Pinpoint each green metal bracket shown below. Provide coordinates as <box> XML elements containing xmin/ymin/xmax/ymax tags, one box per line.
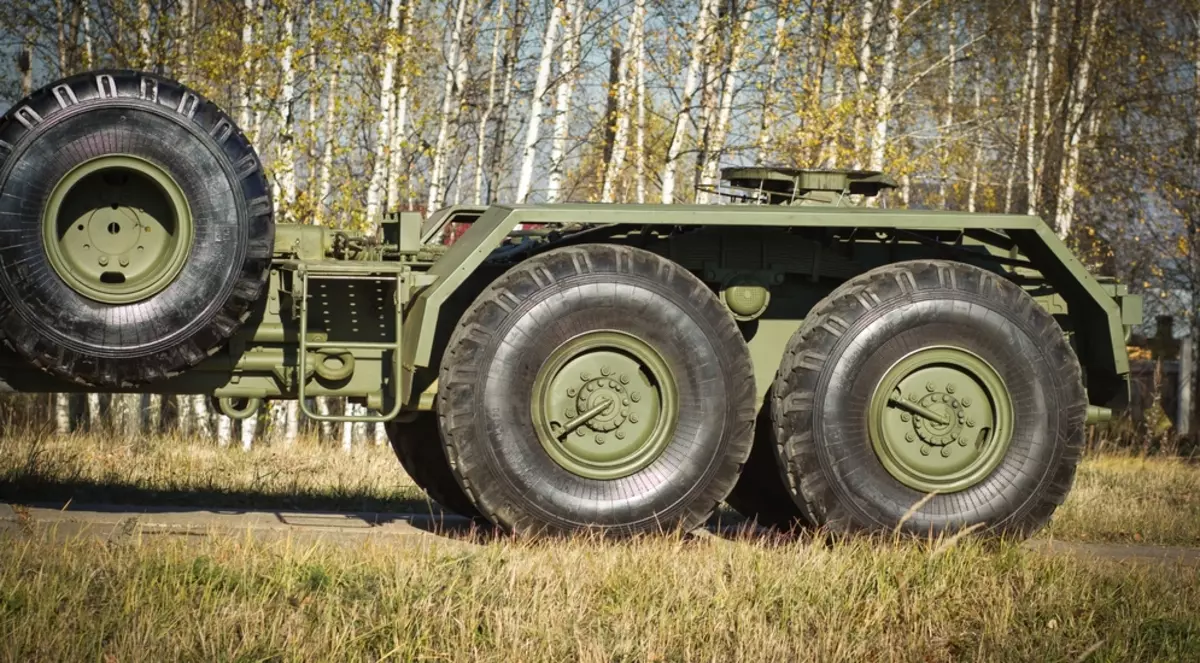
<box><xmin>294</xmin><ymin>261</ymin><xmax>407</xmax><ymax>423</ymax></box>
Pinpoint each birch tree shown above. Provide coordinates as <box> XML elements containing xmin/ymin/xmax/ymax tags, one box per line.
<box><xmin>515</xmin><ymin>0</ymin><xmax>564</xmax><ymax>203</ymax></box>
<box><xmin>696</xmin><ymin>0</ymin><xmax>757</xmax><ymax>203</ymax></box>
<box><xmin>1023</xmin><ymin>0</ymin><xmax>1041</xmax><ymax>216</ymax></box>
<box><xmin>387</xmin><ymin>0</ymin><xmax>415</xmax><ymax>211</ymax></box>
<box><xmin>367</xmin><ymin>0</ymin><xmax>406</xmax><ymax>222</ymax></box>
<box><xmin>428</xmin><ymin>0</ymin><xmax>470</xmax><ymax>212</ymax></box>
<box><xmin>475</xmin><ymin>0</ymin><xmax>506</xmax><ymax>204</ymax></box>
<box><xmin>547</xmin><ymin>0</ymin><xmax>583</xmax><ymax>203</ymax></box>
<box><xmin>1054</xmin><ymin>0</ymin><xmax>1104</xmax><ymax>238</ymax></box>
<box><xmin>868</xmin><ymin>0</ymin><xmax>900</xmax><ymax>176</ymax></box>
<box><xmin>661</xmin><ymin>0</ymin><xmax>717</xmax><ymax>204</ymax></box>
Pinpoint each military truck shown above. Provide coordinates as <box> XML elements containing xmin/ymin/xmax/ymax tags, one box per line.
<box><xmin>0</xmin><ymin>70</ymin><xmax>1141</xmax><ymax>537</ymax></box>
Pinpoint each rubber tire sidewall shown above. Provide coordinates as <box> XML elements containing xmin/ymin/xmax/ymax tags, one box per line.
<box><xmin>0</xmin><ymin>71</ymin><xmax>272</xmax><ymax>385</ymax></box>
<box><xmin>776</xmin><ymin>261</ymin><xmax>1086</xmax><ymax>537</ymax></box>
<box><xmin>438</xmin><ymin>244</ymin><xmax>755</xmax><ymax>535</ymax></box>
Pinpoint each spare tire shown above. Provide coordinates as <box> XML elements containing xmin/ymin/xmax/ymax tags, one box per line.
<box><xmin>0</xmin><ymin>70</ymin><xmax>273</xmax><ymax>386</ymax></box>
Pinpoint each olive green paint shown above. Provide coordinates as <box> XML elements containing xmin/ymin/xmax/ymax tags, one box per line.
<box><xmin>42</xmin><ymin>155</ymin><xmax>194</xmax><ymax>303</ymax></box>
<box><xmin>867</xmin><ymin>347</ymin><xmax>1014</xmax><ymax>493</ymax></box>
<box><xmin>531</xmin><ymin>331</ymin><xmax>678</xmax><ymax>480</ymax></box>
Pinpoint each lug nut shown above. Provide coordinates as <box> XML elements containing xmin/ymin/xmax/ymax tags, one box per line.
<box><xmin>900</xmin><ymin>413</ymin><xmax>910</xmax><ymax>422</ymax></box>
<box><xmin>567</xmin><ymin>388</ymin><xmax>577</xmax><ymax>397</ymax></box>
<box><xmin>581</xmin><ymin>372</ymin><xmax>591</xmax><ymax>380</ymax></box>
<box><xmin>118</xmin><ymin>257</ymin><xmax>129</xmax><ymax>267</ymax></box>
<box><xmin>920</xmin><ymin>446</ymin><xmax>931</xmax><ymax>456</ymax></box>
<box><xmin>98</xmin><ymin>256</ymin><xmax>109</xmax><ymax>266</ymax></box>
<box><xmin>946</xmin><ymin>384</ymin><xmax>956</xmax><ymax>394</ymax></box>
<box><xmin>966</xmin><ymin>417</ymin><xmax>976</xmax><ymax>427</ymax></box>
<box><xmin>905</xmin><ymin>433</ymin><xmax>915</xmax><ymax>442</ymax></box>
<box><xmin>926</xmin><ymin>382</ymin><xmax>935</xmax><ymax>392</ymax></box>
<box><xmin>601</xmin><ymin>366</ymin><xmax>611</xmax><ymax>376</ymax></box>
<box><xmin>595</xmin><ymin>435</ymin><xmax>605</xmax><ymax>445</ymax></box>
<box><xmin>630</xmin><ymin>392</ymin><xmax>641</xmax><ymax>402</ymax></box>
<box><xmin>615</xmin><ymin>431</ymin><xmax>625</xmax><ymax>440</ymax></box>
<box><xmin>629</xmin><ymin>414</ymin><xmax>639</xmax><ymax>423</ymax></box>
<box><xmin>566</xmin><ymin>410</ymin><xmax>576</xmax><ymax>418</ymax></box>
<box><xmin>962</xmin><ymin>398</ymin><xmax>972</xmax><ymax>407</ymax></box>
<box><xmin>619</xmin><ymin>374</ymin><xmax>630</xmax><ymax>384</ymax></box>
<box><xmin>941</xmin><ymin>447</ymin><xmax>952</xmax><ymax>458</ymax></box>
<box><xmin>576</xmin><ymin>429</ymin><xmax>586</xmax><ymax>436</ymax></box>
<box><xmin>958</xmin><ymin>437</ymin><xmax>968</xmax><ymax>447</ymax></box>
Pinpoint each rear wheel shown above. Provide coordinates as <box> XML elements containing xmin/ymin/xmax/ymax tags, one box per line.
<box><xmin>386</xmin><ymin>413</ymin><xmax>481</xmax><ymax>519</ymax></box>
<box><xmin>772</xmin><ymin>260</ymin><xmax>1087</xmax><ymax>538</ymax></box>
<box><xmin>0</xmin><ymin>70</ymin><xmax>272</xmax><ymax>386</ymax></box>
<box><xmin>437</xmin><ymin>244</ymin><xmax>756</xmax><ymax>535</ymax></box>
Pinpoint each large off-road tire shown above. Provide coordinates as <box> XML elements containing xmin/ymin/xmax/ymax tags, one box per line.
<box><xmin>0</xmin><ymin>70</ymin><xmax>273</xmax><ymax>386</ymax></box>
<box><xmin>724</xmin><ymin>397</ymin><xmax>812</xmax><ymax>530</ymax></box>
<box><xmin>437</xmin><ymin>244</ymin><xmax>756</xmax><ymax>535</ymax></box>
<box><xmin>386</xmin><ymin>413</ymin><xmax>481</xmax><ymax>519</ymax></box>
<box><xmin>773</xmin><ymin>260</ymin><xmax>1087</xmax><ymax>538</ymax></box>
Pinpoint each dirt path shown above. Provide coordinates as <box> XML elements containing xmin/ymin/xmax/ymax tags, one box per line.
<box><xmin>4</xmin><ymin>502</ymin><xmax>1199</xmax><ymax>564</ymax></box>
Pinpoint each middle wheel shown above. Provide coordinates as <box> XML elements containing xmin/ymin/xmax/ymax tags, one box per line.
<box><xmin>437</xmin><ymin>244</ymin><xmax>756</xmax><ymax>535</ymax></box>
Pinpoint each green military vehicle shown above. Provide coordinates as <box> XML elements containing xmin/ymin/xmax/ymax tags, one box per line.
<box><xmin>0</xmin><ymin>71</ymin><xmax>1141</xmax><ymax>537</ymax></box>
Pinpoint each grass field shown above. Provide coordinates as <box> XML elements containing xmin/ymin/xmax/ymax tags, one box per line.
<box><xmin>1</xmin><ymin>430</ymin><xmax>1199</xmax><ymax>661</ymax></box>
<box><xmin>2</xmin><ymin>429</ymin><xmax>1198</xmax><ymax>545</ymax></box>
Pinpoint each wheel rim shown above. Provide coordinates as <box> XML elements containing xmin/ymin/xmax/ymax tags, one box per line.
<box><xmin>42</xmin><ymin>155</ymin><xmax>194</xmax><ymax>304</ymax></box>
<box><xmin>867</xmin><ymin>346</ymin><xmax>1014</xmax><ymax>493</ymax></box>
<box><xmin>531</xmin><ymin>330</ymin><xmax>678</xmax><ymax>480</ymax></box>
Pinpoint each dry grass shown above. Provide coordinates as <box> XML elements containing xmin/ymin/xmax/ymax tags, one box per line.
<box><xmin>2</xmin><ymin>429</ymin><xmax>1198</xmax><ymax>544</ymax></box>
<box><xmin>2</xmin><ymin>431</ymin><xmax>1199</xmax><ymax>660</ymax></box>
<box><xmin>1</xmin><ymin>528</ymin><xmax>1197</xmax><ymax>662</ymax></box>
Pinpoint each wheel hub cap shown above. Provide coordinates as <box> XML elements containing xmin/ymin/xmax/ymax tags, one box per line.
<box><xmin>42</xmin><ymin>155</ymin><xmax>194</xmax><ymax>303</ymax></box>
<box><xmin>867</xmin><ymin>346</ymin><xmax>1014</xmax><ymax>492</ymax></box>
<box><xmin>532</xmin><ymin>331</ymin><xmax>678</xmax><ymax>480</ymax></box>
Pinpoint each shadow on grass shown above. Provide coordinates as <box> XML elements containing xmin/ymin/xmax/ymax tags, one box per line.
<box><xmin>0</xmin><ymin>474</ymin><xmax>497</xmax><ymax>539</ymax></box>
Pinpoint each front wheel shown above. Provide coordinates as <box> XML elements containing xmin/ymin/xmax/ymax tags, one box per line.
<box><xmin>772</xmin><ymin>260</ymin><xmax>1087</xmax><ymax>538</ymax></box>
<box><xmin>437</xmin><ymin>245</ymin><xmax>756</xmax><ymax>535</ymax></box>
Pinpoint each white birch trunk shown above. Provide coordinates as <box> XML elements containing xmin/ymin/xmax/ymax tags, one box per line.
<box><xmin>87</xmin><ymin>393</ymin><xmax>102</xmax><ymax>431</ymax></box>
<box><xmin>147</xmin><ymin>394</ymin><xmax>162</xmax><ymax>434</ymax></box>
<box><xmin>317</xmin><ymin>396</ymin><xmax>333</xmax><ymax>440</ymax></box>
<box><xmin>429</xmin><ymin>0</ymin><xmax>470</xmax><ymax>211</ymax></box>
<box><xmin>307</xmin><ymin>2</ymin><xmax>318</xmax><ymax>135</ymax></box>
<box><xmin>342</xmin><ymin>400</ymin><xmax>356</xmax><ymax>452</ymax></box>
<box><xmin>756</xmin><ymin>8</ymin><xmax>787</xmax><ymax>165</ymax></box>
<box><xmin>602</xmin><ymin>10</ymin><xmax>637</xmax><ymax>203</ymax></box>
<box><xmin>547</xmin><ymin>0</ymin><xmax>583</xmax><ymax>203</ymax></box>
<box><xmin>632</xmin><ymin>0</ymin><xmax>647</xmax><ymax>203</ymax></box>
<box><xmin>177</xmin><ymin>394</ymin><xmax>192</xmax><ymax>436</ymax></box>
<box><xmin>388</xmin><ymin>0</ymin><xmax>415</xmax><ymax>211</ymax></box>
<box><xmin>284</xmin><ymin>401</ymin><xmax>300</xmax><ymax>446</ymax></box>
<box><xmin>514</xmin><ymin>0</ymin><xmax>564</xmax><ymax>204</ymax></box>
<box><xmin>867</xmin><ymin>0</ymin><xmax>900</xmax><ymax>176</ymax></box>
<box><xmin>19</xmin><ymin>37</ymin><xmax>32</xmax><ymax>96</ymax></box>
<box><xmin>316</xmin><ymin>53</ymin><xmax>341</xmax><ymax>225</ymax></box>
<box><xmin>968</xmin><ymin>65</ymin><xmax>983</xmax><ymax>213</ymax></box>
<box><xmin>138</xmin><ymin>0</ymin><xmax>151</xmax><ymax>68</ymax></box>
<box><xmin>192</xmin><ymin>395</ymin><xmax>212</xmax><ymax>439</ymax></box>
<box><xmin>241</xmin><ymin>417</ymin><xmax>255</xmax><ymax>451</ymax></box>
<box><xmin>852</xmin><ymin>0</ymin><xmax>878</xmax><ymax>169</ymax></box>
<box><xmin>239</xmin><ymin>0</ymin><xmax>255</xmax><ymax>130</ymax></box>
<box><xmin>1034</xmin><ymin>0</ymin><xmax>1060</xmax><ymax>209</ymax></box>
<box><xmin>55</xmin><ymin>0</ymin><xmax>66</xmax><ymax>75</ymax></box>
<box><xmin>217</xmin><ymin>414</ymin><xmax>232</xmax><ymax>447</ymax></box>
<box><xmin>367</xmin><ymin>0</ymin><xmax>405</xmax><ymax>223</ymax></box>
<box><xmin>1054</xmin><ymin>0</ymin><xmax>1103</xmax><ymax>238</ymax></box>
<box><xmin>82</xmin><ymin>4</ymin><xmax>94</xmax><ymax>68</ymax></box>
<box><xmin>697</xmin><ymin>2</ymin><xmax>756</xmax><ymax>202</ymax></box>
<box><xmin>55</xmin><ymin>394</ymin><xmax>71</xmax><ymax>435</ymax></box>
<box><xmin>1004</xmin><ymin>22</ymin><xmax>1034</xmax><ymax>214</ymax></box>
<box><xmin>278</xmin><ymin>7</ymin><xmax>297</xmax><ymax>218</ymax></box>
<box><xmin>475</xmin><ymin>0</ymin><xmax>507</xmax><ymax>204</ymax></box>
<box><xmin>251</xmin><ymin>0</ymin><xmax>266</xmax><ymax>141</ymax></box>
<box><xmin>1024</xmin><ymin>0</ymin><xmax>1041</xmax><ymax>216</ymax></box>
<box><xmin>938</xmin><ymin>38</ymin><xmax>956</xmax><ymax>208</ymax></box>
<box><xmin>661</xmin><ymin>0</ymin><xmax>716</xmax><ymax>204</ymax></box>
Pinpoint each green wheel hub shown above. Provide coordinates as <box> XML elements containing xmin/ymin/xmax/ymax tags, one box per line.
<box><xmin>42</xmin><ymin>155</ymin><xmax>194</xmax><ymax>303</ymax></box>
<box><xmin>868</xmin><ymin>346</ymin><xmax>1014</xmax><ymax>493</ymax></box>
<box><xmin>532</xmin><ymin>331</ymin><xmax>678</xmax><ymax>480</ymax></box>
